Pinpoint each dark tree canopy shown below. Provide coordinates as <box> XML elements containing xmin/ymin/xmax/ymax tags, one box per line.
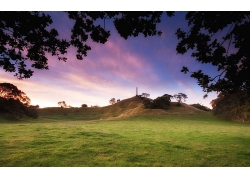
<box><xmin>177</xmin><ymin>12</ymin><xmax>250</xmax><ymax>96</ymax></box>
<box><xmin>81</xmin><ymin>104</ymin><xmax>88</xmax><ymax>108</ymax></box>
<box><xmin>143</xmin><ymin>94</ymin><xmax>172</xmax><ymax>109</ymax></box>
<box><xmin>0</xmin><ymin>11</ymin><xmax>70</xmax><ymax>79</ymax></box>
<box><xmin>0</xmin><ymin>11</ymin><xmax>170</xmax><ymax>79</ymax></box>
<box><xmin>0</xmin><ymin>83</ymin><xmax>38</xmax><ymax>119</ymax></box>
<box><xmin>0</xmin><ymin>82</ymin><xmax>30</xmax><ymax>106</ymax></box>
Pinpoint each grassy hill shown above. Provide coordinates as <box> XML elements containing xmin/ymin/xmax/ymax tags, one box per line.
<box><xmin>37</xmin><ymin>96</ymin><xmax>205</xmax><ymax>121</ymax></box>
<box><xmin>1</xmin><ymin>96</ymin><xmax>250</xmax><ymax>167</ymax></box>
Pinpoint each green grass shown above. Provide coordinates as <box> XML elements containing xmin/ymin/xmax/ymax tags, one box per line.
<box><xmin>0</xmin><ymin>112</ymin><xmax>250</xmax><ymax>167</ymax></box>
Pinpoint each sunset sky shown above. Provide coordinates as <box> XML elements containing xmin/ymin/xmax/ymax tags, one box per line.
<box><xmin>1</xmin><ymin>11</ymin><xmax>221</xmax><ymax>108</ymax></box>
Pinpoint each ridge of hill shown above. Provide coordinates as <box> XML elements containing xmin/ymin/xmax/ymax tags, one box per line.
<box><xmin>1</xmin><ymin>96</ymin><xmax>206</xmax><ymax>121</ymax></box>
<box><xmin>101</xmin><ymin>96</ymin><xmax>204</xmax><ymax>119</ymax></box>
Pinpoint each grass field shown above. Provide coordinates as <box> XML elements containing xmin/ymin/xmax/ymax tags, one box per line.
<box><xmin>0</xmin><ymin>97</ymin><xmax>250</xmax><ymax>167</ymax></box>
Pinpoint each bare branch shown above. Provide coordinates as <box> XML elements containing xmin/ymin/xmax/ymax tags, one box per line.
<box><xmin>219</xmin><ymin>22</ymin><xmax>235</xmax><ymax>47</ymax></box>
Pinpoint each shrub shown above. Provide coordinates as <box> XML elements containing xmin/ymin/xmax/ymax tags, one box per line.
<box><xmin>81</xmin><ymin>104</ymin><xmax>88</xmax><ymax>108</ymax></box>
<box><xmin>143</xmin><ymin>94</ymin><xmax>172</xmax><ymax>109</ymax></box>
<box><xmin>151</xmin><ymin>96</ymin><xmax>171</xmax><ymax>109</ymax></box>
<box><xmin>143</xmin><ymin>99</ymin><xmax>152</xmax><ymax>109</ymax></box>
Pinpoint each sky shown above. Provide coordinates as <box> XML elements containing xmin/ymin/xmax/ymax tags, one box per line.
<box><xmin>0</xmin><ymin>11</ymin><xmax>222</xmax><ymax>108</ymax></box>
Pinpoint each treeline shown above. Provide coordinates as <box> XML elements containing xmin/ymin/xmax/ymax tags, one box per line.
<box><xmin>141</xmin><ymin>93</ymin><xmax>188</xmax><ymax>109</ymax></box>
<box><xmin>142</xmin><ymin>94</ymin><xmax>173</xmax><ymax>109</ymax></box>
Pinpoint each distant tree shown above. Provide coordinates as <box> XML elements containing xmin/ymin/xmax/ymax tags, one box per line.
<box><xmin>141</xmin><ymin>93</ymin><xmax>150</xmax><ymax>98</ymax></box>
<box><xmin>162</xmin><ymin>94</ymin><xmax>173</xmax><ymax>99</ymax></box>
<box><xmin>0</xmin><ymin>83</ymin><xmax>30</xmax><ymax>106</ymax></box>
<box><xmin>173</xmin><ymin>93</ymin><xmax>188</xmax><ymax>106</ymax></box>
<box><xmin>81</xmin><ymin>104</ymin><xmax>88</xmax><ymax>108</ymax></box>
<box><xmin>58</xmin><ymin>101</ymin><xmax>68</xmax><ymax>108</ymax></box>
<box><xmin>151</xmin><ymin>95</ymin><xmax>172</xmax><ymax>109</ymax></box>
<box><xmin>109</xmin><ymin>98</ymin><xmax>116</xmax><ymax>105</ymax></box>
<box><xmin>143</xmin><ymin>94</ymin><xmax>172</xmax><ymax>109</ymax></box>
<box><xmin>117</xmin><ymin>99</ymin><xmax>120</xmax><ymax>103</ymax></box>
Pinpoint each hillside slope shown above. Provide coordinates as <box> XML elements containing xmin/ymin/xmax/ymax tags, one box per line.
<box><xmin>100</xmin><ymin>96</ymin><xmax>204</xmax><ymax>119</ymax></box>
<box><xmin>1</xmin><ymin>96</ymin><xmax>206</xmax><ymax>121</ymax></box>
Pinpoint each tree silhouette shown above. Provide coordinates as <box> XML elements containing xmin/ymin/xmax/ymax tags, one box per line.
<box><xmin>0</xmin><ymin>83</ymin><xmax>38</xmax><ymax>119</ymax></box>
<box><xmin>0</xmin><ymin>12</ymin><xmax>69</xmax><ymax>79</ymax></box>
<box><xmin>177</xmin><ymin>12</ymin><xmax>250</xmax><ymax>96</ymax></box>
<box><xmin>173</xmin><ymin>93</ymin><xmax>188</xmax><ymax>104</ymax></box>
<box><xmin>58</xmin><ymin>101</ymin><xmax>68</xmax><ymax>108</ymax></box>
<box><xmin>0</xmin><ymin>11</ymin><xmax>170</xmax><ymax>79</ymax></box>
<box><xmin>109</xmin><ymin>98</ymin><xmax>116</xmax><ymax>105</ymax></box>
<box><xmin>0</xmin><ymin>83</ymin><xmax>30</xmax><ymax>106</ymax></box>
<box><xmin>144</xmin><ymin>94</ymin><xmax>172</xmax><ymax>109</ymax></box>
<box><xmin>81</xmin><ymin>104</ymin><xmax>88</xmax><ymax>108</ymax></box>
<box><xmin>141</xmin><ymin>93</ymin><xmax>150</xmax><ymax>98</ymax></box>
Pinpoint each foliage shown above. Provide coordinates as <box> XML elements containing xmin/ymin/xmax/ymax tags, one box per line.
<box><xmin>0</xmin><ymin>11</ymin><xmax>70</xmax><ymax>79</ymax></box>
<box><xmin>109</xmin><ymin>98</ymin><xmax>116</xmax><ymax>105</ymax></box>
<box><xmin>1</xmin><ymin>11</ymin><xmax>171</xmax><ymax>79</ymax></box>
<box><xmin>141</xmin><ymin>93</ymin><xmax>150</xmax><ymax>98</ymax></box>
<box><xmin>190</xmin><ymin>103</ymin><xmax>211</xmax><ymax>111</ymax></box>
<box><xmin>143</xmin><ymin>99</ymin><xmax>152</xmax><ymax>109</ymax></box>
<box><xmin>0</xmin><ymin>97</ymin><xmax>38</xmax><ymax>120</ymax></box>
<box><xmin>58</xmin><ymin>101</ymin><xmax>70</xmax><ymax>108</ymax></box>
<box><xmin>143</xmin><ymin>94</ymin><xmax>172</xmax><ymax>109</ymax></box>
<box><xmin>0</xmin><ymin>83</ymin><xmax>37</xmax><ymax>120</ymax></box>
<box><xmin>81</xmin><ymin>104</ymin><xmax>88</xmax><ymax>108</ymax></box>
<box><xmin>177</xmin><ymin>12</ymin><xmax>250</xmax><ymax>96</ymax></box>
<box><xmin>173</xmin><ymin>93</ymin><xmax>188</xmax><ymax>106</ymax></box>
<box><xmin>210</xmin><ymin>90</ymin><xmax>250</xmax><ymax>122</ymax></box>
<box><xmin>0</xmin><ymin>83</ymin><xmax>30</xmax><ymax>106</ymax></box>
<box><xmin>117</xmin><ymin>99</ymin><xmax>120</xmax><ymax>103</ymax></box>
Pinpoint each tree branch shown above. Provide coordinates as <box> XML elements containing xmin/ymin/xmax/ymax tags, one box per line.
<box><xmin>219</xmin><ymin>22</ymin><xmax>235</xmax><ymax>47</ymax></box>
<box><xmin>210</xmin><ymin>69</ymin><xmax>226</xmax><ymax>83</ymax></box>
<box><xmin>226</xmin><ymin>33</ymin><xmax>233</xmax><ymax>58</ymax></box>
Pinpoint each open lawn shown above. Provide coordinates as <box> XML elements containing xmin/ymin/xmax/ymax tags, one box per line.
<box><xmin>0</xmin><ymin>111</ymin><xmax>250</xmax><ymax>167</ymax></box>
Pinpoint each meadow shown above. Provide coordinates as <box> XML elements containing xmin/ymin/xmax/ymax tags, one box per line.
<box><xmin>0</xmin><ymin>106</ymin><xmax>250</xmax><ymax>167</ymax></box>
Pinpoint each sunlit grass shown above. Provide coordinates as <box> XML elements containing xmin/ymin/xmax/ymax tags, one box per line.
<box><xmin>0</xmin><ymin>112</ymin><xmax>250</xmax><ymax>167</ymax></box>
